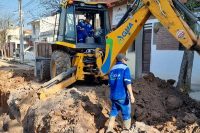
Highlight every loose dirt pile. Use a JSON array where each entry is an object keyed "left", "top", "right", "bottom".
[
  {"left": 0, "top": 63, "right": 37, "bottom": 133},
  {"left": 0, "top": 69, "right": 34, "bottom": 93},
  {"left": 7, "top": 85, "right": 110, "bottom": 133},
  {"left": 132, "top": 73, "right": 200, "bottom": 133},
  {"left": 0, "top": 67, "right": 199, "bottom": 133},
  {"left": 0, "top": 69, "right": 35, "bottom": 114}
]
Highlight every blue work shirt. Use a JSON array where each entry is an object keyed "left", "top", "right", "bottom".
[
  {"left": 77, "top": 21, "right": 94, "bottom": 42},
  {"left": 108, "top": 61, "right": 132, "bottom": 100},
  {"left": 77, "top": 21, "right": 87, "bottom": 43},
  {"left": 84, "top": 23, "right": 94, "bottom": 37}
]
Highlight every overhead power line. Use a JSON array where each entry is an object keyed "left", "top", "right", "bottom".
[
  {"left": 13, "top": 0, "right": 36, "bottom": 12},
  {"left": 23, "top": 0, "right": 35, "bottom": 9}
]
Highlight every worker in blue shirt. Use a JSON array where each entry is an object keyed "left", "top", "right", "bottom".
[
  {"left": 77, "top": 20, "right": 87, "bottom": 43},
  {"left": 106, "top": 53, "right": 135, "bottom": 132},
  {"left": 77, "top": 17, "right": 94, "bottom": 43},
  {"left": 84, "top": 17, "right": 94, "bottom": 37}
]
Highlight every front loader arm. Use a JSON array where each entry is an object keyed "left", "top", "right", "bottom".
[
  {"left": 100, "top": 0, "right": 200, "bottom": 75},
  {"left": 101, "top": 6, "right": 151, "bottom": 75}
]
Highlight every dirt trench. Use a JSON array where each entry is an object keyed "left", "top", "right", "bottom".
[
  {"left": 0, "top": 67, "right": 38, "bottom": 133},
  {"left": 0, "top": 62, "right": 200, "bottom": 133},
  {"left": 0, "top": 91, "right": 9, "bottom": 114},
  {"left": 0, "top": 70, "right": 34, "bottom": 114},
  {"left": 7, "top": 72, "right": 200, "bottom": 133}
]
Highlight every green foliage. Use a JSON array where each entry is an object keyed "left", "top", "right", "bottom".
[{"left": 185, "top": 0, "right": 200, "bottom": 11}]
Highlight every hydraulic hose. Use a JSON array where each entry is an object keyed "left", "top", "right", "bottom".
[
  {"left": 172, "top": 0, "right": 199, "bottom": 23},
  {"left": 115, "top": 0, "right": 140, "bottom": 29}
]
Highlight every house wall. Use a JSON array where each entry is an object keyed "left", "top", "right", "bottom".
[
  {"left": 0, "top": 27, "right": 32, "bottom": 58},
  {"left": 7, "top": 27, "right": 30, "bottom": 49},
  {"left": 107, "top": 1, "right": 127, "bottom": 28},
  {"left": 32, "top": 21, "right": 40, "bottom": 42},
  {"left": 7, "top": 28, "right": 20, "bottom": 47},
  {"left": 40, "top": 15, "right": 58, "bottom": 42},
  {"left": 31, "top": 15, "right": 59, "bottom": 43}
]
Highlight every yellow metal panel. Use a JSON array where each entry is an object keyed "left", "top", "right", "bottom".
[
  {"left": 56, "top": 41, "right": 76, "bottom": 48},
  {"left": 101, "top": 7, "right": 151, "bottom": 75},
  {"left": 72, "top": 53, "right": 85, "bottom": 80},
  {"left": 142, "top": 0, "right": 194, "bottom": 49},
  {"left": 179, "top": 18, "right": 197, "bottom": 42},
  {"left": 39, "top": 76, "right": 77, "bottom": 100},
  {"left": 95, "top": 48, "right": 103, "bottom": 72}
]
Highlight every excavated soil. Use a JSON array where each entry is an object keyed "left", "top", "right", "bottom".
[
  {"left": 0, "top": 69, "right": 35, "bottom": 114},
  {"left": 0, "top": 61, "right": 199, "bottom": 133},
  {"left": 132, "top": 73, "right": 200, "bottom": 133},
  {"left": 0, "top": 61, "right": 37, "bottom": 133}
]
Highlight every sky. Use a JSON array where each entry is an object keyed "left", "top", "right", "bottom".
[{"left": 0, "top": 0, "right": 42, "bottom": 29}]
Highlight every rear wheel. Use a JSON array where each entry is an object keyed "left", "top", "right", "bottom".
[{"left": 50, "top": 50, "right": 71, "bottom": 79}]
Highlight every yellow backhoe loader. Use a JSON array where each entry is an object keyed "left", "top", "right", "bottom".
[{"left": 38, "top": 0, "right": 200, "bottom": 100}]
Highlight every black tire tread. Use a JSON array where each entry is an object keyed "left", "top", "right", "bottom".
[
  {"left": 40, "top": 60, "right": 50, "bottom": 81},
  {"left": 50, "top": 50, "right": 71, "bottom": 78}
]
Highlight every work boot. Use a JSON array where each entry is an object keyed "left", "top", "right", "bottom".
[
  {"left": 123, "top": 119, "right": 131, "bottom": 130},
  {"left": 106, "top": 116, "right": 115, "bottom": 133}
]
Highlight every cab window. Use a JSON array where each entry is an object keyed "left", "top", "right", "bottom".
[{"left": 65, "top": 6, "right": 76, "bottom": 43}]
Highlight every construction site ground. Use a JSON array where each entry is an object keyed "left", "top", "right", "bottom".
[{"left": 0, "top": 60, "right": 200, "bottom": 133}]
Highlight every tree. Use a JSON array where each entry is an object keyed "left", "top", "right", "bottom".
[
  {"left": 0, "top": 29, "right": 7, "bottom": 58},
  {"left": 177, "top": 50, "right": 194, "bottom": 93},
  {"left": 0, "top": 15, "right": 13, "bottom": 59},
  {"left": 176, "top": 0, "right": 200, "bottom": 92},
  {"left": 185, "top": 0, "right": 200, "bottom": 11},
  {"left": 39, "top": 0, "right": 62, "bottom": 16}
]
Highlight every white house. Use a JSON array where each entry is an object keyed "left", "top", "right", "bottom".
[
  {"left": 29, "top": 15, "right": 59, "bottom": 43},
  {"left": 0, "top": 27, "right": 32, "bottom": 58},
  {"left": 5, "top": 27, "right": 32, "bottom": 47}
]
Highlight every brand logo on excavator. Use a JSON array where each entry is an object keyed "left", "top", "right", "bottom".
[
  {"left": 176, "top": 30, "right": 185, "bottom": 39},
  {"left": 117, "top": 23, "right": 133, "bottom": 44}
]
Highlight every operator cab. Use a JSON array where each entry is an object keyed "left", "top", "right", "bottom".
[{"left": 57, "top": 1, "right": 110, "bottom": 49}]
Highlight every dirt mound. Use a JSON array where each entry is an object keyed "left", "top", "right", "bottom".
[
  {"left": 133, "top": 73, "right": 200, "bottom": 132},
  {"left": 0, "top": 69, "right": 35, "bottom": 114},
  {"left": 8, "top": 87, "right": 108, "bottom": 133},
  {"left": 0, "top": 69, "right": 34, "bottom": 92},
  {"left": 5, "top": 71, "right": 200, "bottom": 133}
]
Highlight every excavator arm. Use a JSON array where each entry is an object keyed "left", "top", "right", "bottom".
[{"left": 100, "top": 0, "right": 200, "bottom": 75}]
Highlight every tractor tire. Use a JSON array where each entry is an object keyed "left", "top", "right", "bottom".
[
  {"left": 50, "top": 50, "right": 71, "bottom": 79},
  {"left": 40, "top": 60, "right": 50, "bottom": 81}
]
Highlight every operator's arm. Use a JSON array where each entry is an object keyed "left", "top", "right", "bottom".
[{"left": 124, "top": 67, "right": 135, "bottom": 103}]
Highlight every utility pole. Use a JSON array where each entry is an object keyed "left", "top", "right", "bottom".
[{"left": 18, "top": 0, "right": 24, "bottom": 63}]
